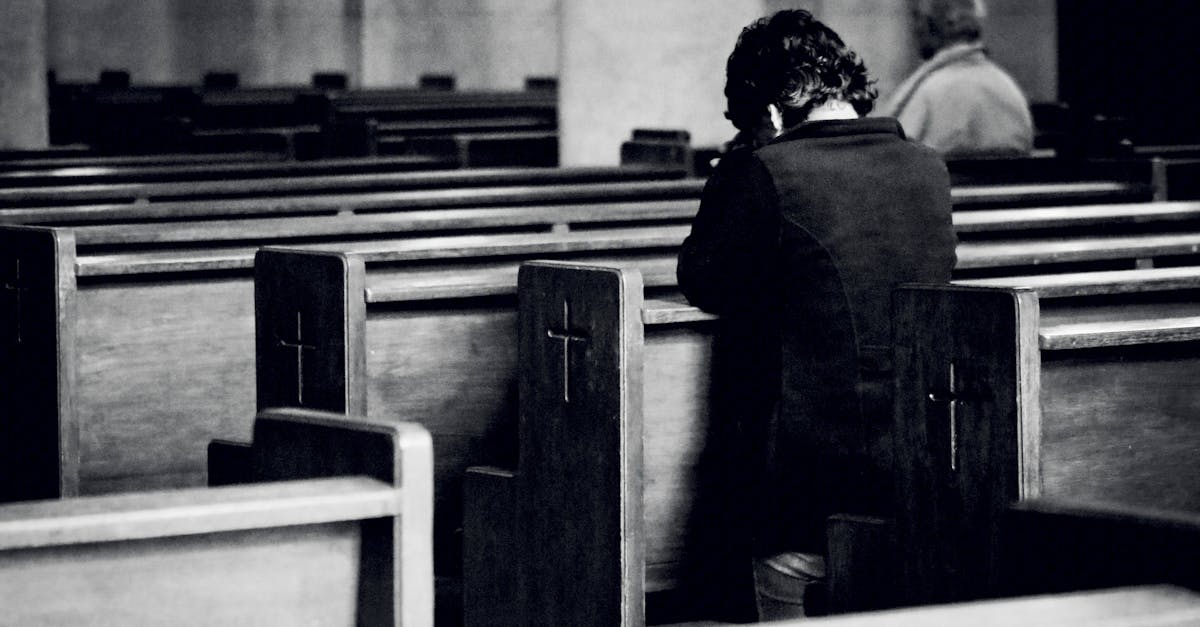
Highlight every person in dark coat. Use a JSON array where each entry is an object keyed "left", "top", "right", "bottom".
[{"left": 676, "top": 9, "right": 957, "bottom": 620}]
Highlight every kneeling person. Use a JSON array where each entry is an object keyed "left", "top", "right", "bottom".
[{"left": 677, "top": 9, "right": 957, "bottom": 620}]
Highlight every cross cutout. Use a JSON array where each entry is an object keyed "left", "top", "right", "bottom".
[
  {"left": 276, "top": 311, "right": 316, "bottom": 405},
  {"left": 546, "top": 300, "right": 589, "bottom": 403},
  {"left": 926, "top": 360, "right": 963, "bottom": 472},
  {"left": 2, "top": 259, "right": 29, "bottom": 345}
]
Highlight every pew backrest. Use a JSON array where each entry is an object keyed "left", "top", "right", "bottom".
[{"left": 0, "top": 407, "right": 433, "bottom": 626}]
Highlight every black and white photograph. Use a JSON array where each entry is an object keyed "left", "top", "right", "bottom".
[{"left": 0, "top": 0, "right": 1198, "bottom": 624}]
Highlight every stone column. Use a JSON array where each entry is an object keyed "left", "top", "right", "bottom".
[{"left": 0, "top": 0, "right": 48, "bottom": 148}]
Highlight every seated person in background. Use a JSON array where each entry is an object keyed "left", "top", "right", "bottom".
[
  {"left": 879, "top": 0, "right": 1034, "bottom": 157},
  {"left": 677, "top": 9, "right": 957, "bottom": 621}
]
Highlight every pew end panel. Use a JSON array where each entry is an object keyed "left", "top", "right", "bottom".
[
  {"left": 462, "top": 466, "right": 520, "bottom": 626},
  {"left": 0, "top": 408, "right": 434, "bottom": 626},
  {"left": 251, "top": 407, "right": 435, "bottom": 627},
  {"left": 463, "top": 261, "right": 646, "bottom": 626},
  {"left": 0, "top": 225, "right": 78, "bottom": 501},
  {"left": 892, "top": 284, "right": 1042, "bottom": 605},
  {"left": 518, "top": 261, "right": 646, "bottom": 626},
  {"left": 255, "top": 248, "right": 367, "bottom": 415},
  {"left": 206, "top": 438, "right": 251, "bottom": 487}
]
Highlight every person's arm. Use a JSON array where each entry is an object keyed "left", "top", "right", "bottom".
[{"left": 677, "top": 152, "right": 779, "bottom": 314}]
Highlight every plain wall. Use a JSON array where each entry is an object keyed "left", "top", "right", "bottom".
[
  {"left": 361, "top": 0, "right": 560, "bottom": 89},
  {"left": 0, "top": 0, "right": 49, "bottom": 148}
]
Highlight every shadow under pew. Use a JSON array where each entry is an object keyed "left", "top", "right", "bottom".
[
  {"left": 458, "top": 260, "right": 1200, "bottom": 625},
  {"left": 0, "top": 407, "right": 432, "bottom": 626}
]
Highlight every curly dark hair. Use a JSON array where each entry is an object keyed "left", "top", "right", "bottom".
[{"left": 724, "top": 10, "right": 877, "bottom": 132}]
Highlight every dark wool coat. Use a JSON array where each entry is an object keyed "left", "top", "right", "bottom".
[{"left": 677, "top": 118, "right": 956, "bottom": 567}]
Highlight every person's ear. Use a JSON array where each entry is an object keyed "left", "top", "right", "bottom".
[{"left": 767, "top": 104, "right": 784, "bottom": 134}]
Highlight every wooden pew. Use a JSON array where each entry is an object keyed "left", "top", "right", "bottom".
[
  {"left": 756, "top": 586, "right": 1200, "bottom": 626},
  {"left": 387, "top": 130, "right": 559, "bottom": 168},
  {"left": 0, "top": 225, "right": 697, "bottom": 502},
  {"left": 0, "top": 176, "right": 1181, "bottom": 232},
  {"left": 0, "top": 177, "right": 700, "bottom": 226},
  {"left": 0, "top": 164, "right": 690, "bottom": 209},
  {"left": 460, "top": 261, "right": 1200, "bottom": 625},
  {"left": 250, "top": 220, "right": 1200, "bottom": 554},
  {"left": 0, "top": 150, "right": 278, "bottom": 173},
  {"left": 0, "top": 407, "right": 433, "bottom": 626},
  {"left": 891, "top": 283, "right": 1200, "bottom": 605},
  {"left": 0, "top": 193, "right": 1183, "bottom": 502},
  {"left": 0, "top": 154, "right": 456, "bottom": 188}
]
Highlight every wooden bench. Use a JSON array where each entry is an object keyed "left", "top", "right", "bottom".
[
  {"left": 892, "top": 283, "right": 1200, "bottom": 605},
  {"left": 755, "top": 586, "right": 1200, "bottom": 626},
  {"left": 5, "top": 193, "right": 1183, "bottom": 497},
  {"left": 385, "top": 130, "right": 559, "bottom": 168},
  {"left": 0, "top": 164, "right": 690, "bottom": 209},
  {"left": 0, "top": 154, "right": 457, "bottom": 188},
  {"left": 0, "top": 225, "right": 698, "bottom": 501},
  {"left": 251, "top": 229, "right": 1200, "bottom": 601},
  {"left": 459, "top": 261, "right": 1200, "bottom": 625},
  {"left": 0, "top": 407, "right": 433, "bottom": 626},
  {"left": 0, "top": 151, "right": 279, "bottom": 173},
  {"left": 3, "top": 195, "right": 1194, "bottom": 497}
]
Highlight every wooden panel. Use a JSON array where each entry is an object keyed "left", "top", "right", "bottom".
[
  {"left": 462, "top": 467, "right": 521, "bottom": 627},
  {"left": 251, "top": 407, "right": 435, "bottom": 627},
  {"left": 365, "top": 303, "right": 518, "bottom": 567},
  {"left": 1039, "top": 343, "right": 1200, "bottom": 511},
  {"left": 0, "top": 169, "right": 697, "bottom": 209},
  {"left": 770, "top": 586, "right": 1200, "bottom": 626},
  {"left": 75, "top": 278, "right": 253, "bottom": 493},
  {"left": 0, "top": 521, "right": 365, "bottom": 627},
  {"left": 892, "top": 285, "right": 1041, "bottom": 604},
  {"left": 0, "top": 226, "right": 77, "bottom": 501},
  {"left": 641, "top": 323, "right": 714, "bottom": 590},
  {"left": 516, "top": 261, "right": 644, "bottom": 626},
  {"left": 255, "top": 249, "right": 366, "bottom": 415}
]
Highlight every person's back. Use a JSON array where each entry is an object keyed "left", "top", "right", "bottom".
[
  {"left": 880, "top": 0, "right": 1034, "bottom": 157},
  {"left": 676, "top": 10, "right": 956, "bottom": 621}
]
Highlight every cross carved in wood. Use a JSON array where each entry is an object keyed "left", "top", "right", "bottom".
[
  {"left": 926, "top": 360, "right": 965, "bottom": 473},
  {"left": 546, "top": 300, "right": 589, "bottom": 404},
  {"left": 2, "top": 259, "right": 29, "bottom": 345},
  {"left": 276, "top": 311, "right": 316, "bottom": 405}
]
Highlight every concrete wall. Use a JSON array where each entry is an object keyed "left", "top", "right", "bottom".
[
  {"left": 559, "top": 0, "right": 767, "bottom": 166},
  {"left": 361, "top": 0, "right": 560, "bottom": 89},
  {"left": 985, "top": 0, "right": 1057, "bottom": 102},
  {"left": 559, "top": 0, "right": 1056, "bottom": 165},
  {"left": 48, "top": 0, "right": 361, "bottom": 86},
  {"left": 46, "top": 0, "right": 558, "bottom": 89},
  {"left": 0, "top": 0, "right": 49, "bottom": 148}
]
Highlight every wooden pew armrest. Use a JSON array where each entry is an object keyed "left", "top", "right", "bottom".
[{"left": 0, "top": 476, "right": 398, "bottom": 551}]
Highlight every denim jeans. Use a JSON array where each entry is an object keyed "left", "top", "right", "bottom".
[{"left": 753, "top": 552, "right": 827, "bottom": 620}]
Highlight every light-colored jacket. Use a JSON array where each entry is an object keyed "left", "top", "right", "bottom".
[{"left": 881, "top": 42, "right": 1034, "bottom": 158}]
